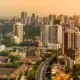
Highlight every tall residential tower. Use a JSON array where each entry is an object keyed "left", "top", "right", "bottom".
[
  {"left": 21, "top": 11, "right": 27, "bottom": 25},
  {"left": 12, "top": 22, "right": 23, "bottom": 43}
]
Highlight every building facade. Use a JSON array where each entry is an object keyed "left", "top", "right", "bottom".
[
  {"left": 12, "top": 22, "right": 23, "bottom": 43},
  {"left": 21, "top": 11, "right": 27, "bottom": 25},
  {"left": 41, "top": 24, "right": 62, "bottom": 49},
  {"left": 62, "top": 28, "right": 75, "bottom": 54},
  {"left": 75, "top": 32, "right": 80, "bottom": 64}
]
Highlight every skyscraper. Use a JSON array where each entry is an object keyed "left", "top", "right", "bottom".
[
  {"left": 48, "top": 14, "right": 54, "bottom": 25},
  {"left": 64, "top": 15, "right": 69, "bottom": 24},
  {"left": 41, "top": 24, "right": 62, "bottom": 47},
  {"left": 77, "top": 15, "right": 80, "bottom": 26},
  {"left": 58, "top": 14, "right": 64, "bottom": 24},
  {"left": 62, "top": 28, "right": 75, "bottom": 54},
  {"left": 75, "top": 31, "right": 80, "bottom": 64},
  {"left": 41, "top": 24, "right": 48, "bottom": 46},
  {"left": 21, "top": 11, "right": 27, "bottom": 25},
  {"left": 35, "top": 15, "right": 41, "bottom": 26},
  {"left": 31, "top": 13, "right": 36, "bottom": 25},
  {"left": 49, "top": 14, "right": 53, "bottom": 21},
  {"left": 75, "top": 32, "right": 80, "bottom": 48},
  {"left": 48, "top": 25, "right": 62, "bottom": 44},
  {"left": 13, "top": 22, "right": 23, "bottom": 43},
  {"left": 27, "top": 17, "right": 31, "bottom": 24},
  {"left": 69, "top": 20, "right": 74, "bottom": 29}
]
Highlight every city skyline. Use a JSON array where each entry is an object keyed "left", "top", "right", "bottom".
[{"left": 0, "top": 0, "right": 80, "bottom": 18}]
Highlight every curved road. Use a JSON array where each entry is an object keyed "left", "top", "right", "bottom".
[{"left": 35, "top": 54, "right": 55, "bottom": 80}]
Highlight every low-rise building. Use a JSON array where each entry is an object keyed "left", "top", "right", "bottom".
[
  {"left": 0, "top": 45, "right": 6, "bottom": 52},
  {"left": 47, "top": 43, "right": 61, "bottom": 50},
  {"left": 10, "top": 52, "right": 26, "bottom": 59},
  {"left": 0, "top": 56, "right": 6, "bottom": 63},
  {"left": 0, "top": 64, "right": 28, "bottom": 80},
  {"left": 11, "top": 35, "right": 20, "bottom": 44},
  {"left": 19, "top": 56, "right": 41, "bottom": 64}
]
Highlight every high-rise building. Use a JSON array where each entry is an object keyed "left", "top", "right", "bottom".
[
  {"left": 41, "top": 24, "right": 48, "bottom": 46},
  {"left": 49, "top": 14, "right": 54, "bottom": 21},
  {"left": 77, "top": 15, "right": 80, "bottom": 26},
  {"left": 69, "top": 20, "right": 75, "bottom": 29},
  {"left": 75, "top": 32, "right": 80, "bottom": 64},
  {"left": 48, "top": 25, "right": 62, "bottom": 44},
  {"left": 35, "top": 15, "right": 41, "bottom": 26},
  {"left": 41, "top": 24, "right": 62, "bottom": 47},
  {"left": 21, "top": 11, "right": 27, "bottom": 24},
  {"left": 27, "top": 17, "right": 31, "bottom": 24},
  {"left": 31, "top": 13, "right": 36, "bottom": 25},
  {"left": 64, "top": 15, "right": 69, "bottom": 24},
  {"left": 62, "top": 28, "right": 75, "bottom": 54},
  {"left": 75, "top": 32, "right": 80, "bottom": 48},
  {"left": 53, "top": 15, "right": 57, "bottom": 20},
  {"left": 58, "top": 14, "right": 64, "bottom": 24},
  {"left": 48, "top": 14, "right": 54, "bottom": 25},
  {"left": 42, "top": 17, "right": 49, "bottom": 25},
  {"left": 73, "top": 14, "right": 78, "bottom": 27},
  {"left": 13, "top": 22, "right": 23, "bottom": 43}
]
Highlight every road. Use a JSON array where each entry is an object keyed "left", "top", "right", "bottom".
[{"left": 35, "top": 54, "right": 55, "bottom": 80}]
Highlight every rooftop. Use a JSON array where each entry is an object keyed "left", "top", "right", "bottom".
[
  {"left": 0, "top": 64, "right": 28, "bottom": 79},
  {"left": 0, "top": 68, "right": 15, "bottom": 75},
  {"left": 19, "top": 56, "right": 41, "bottom": 62}
]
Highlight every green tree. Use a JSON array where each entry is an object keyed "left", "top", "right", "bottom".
[
  {"left": 66, "top": 48, "right": 75, "bottom": 60},
  {"left": 73, "top": 64, "right": 80, "bottom": 80},
  {"left": 26, "top": 70, "right": 36, "bottom": 80},
  {"left": 24, "top": 25, "right": 40, "bottom": 39},
  {"left": 0, "top": 51, "right": 9, "bottom": 56},
  {"left": 9, "top": 55, "right": 20, "bottom": 62},
  {"left": 17, "top": 71, "right": 23, "bottom": 80}
]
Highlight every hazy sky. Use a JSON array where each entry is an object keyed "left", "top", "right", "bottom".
[{"left": 0, "top": 0, "right": 80, "bottom": 18}]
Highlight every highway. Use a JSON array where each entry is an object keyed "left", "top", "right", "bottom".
[{"left": 35, "top": 54, "right": 55, "bottom": 80}]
